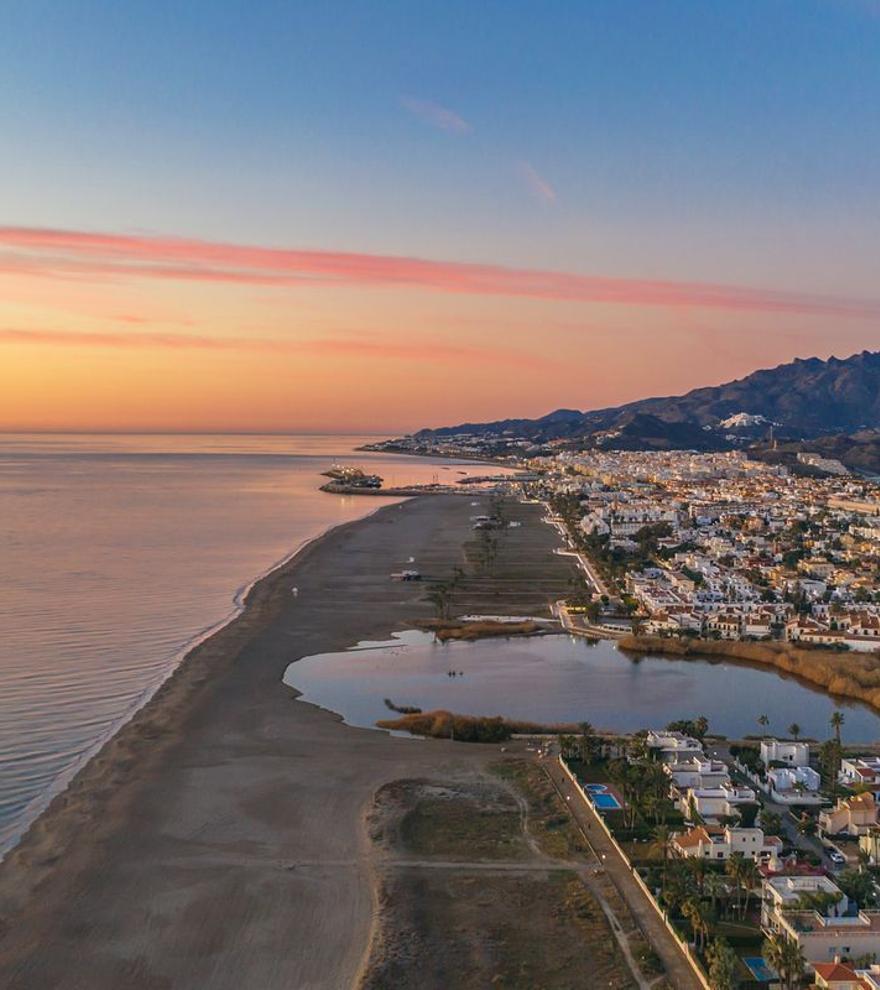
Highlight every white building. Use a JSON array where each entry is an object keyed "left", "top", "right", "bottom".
[
  {"left": 761, "top": 738, "right": 811, "bottom": 768},
  {"left": 672, "top": 824, "right": 782, "bottom": 866},
  {"left": 840, "top": 756, "right": 880, "bottom": 789},
  {"left": 646, "top": 730, "right": 704, "bottom": 764},
  {"left": 664, "top": 756, "right": 730, "bottom": 791},
  {"left": 680, "top": 782, "right": 757, "bottom": 822},
  {"left": 766, "top": 766, "right": 823, "bottom": 806}
]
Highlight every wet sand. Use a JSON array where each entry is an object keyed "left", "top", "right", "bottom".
[{"left": 0, "top": 495, "right": 575, "bottom": 989}]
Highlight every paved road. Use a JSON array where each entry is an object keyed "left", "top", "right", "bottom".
[{"left": 542, "top": 757, "right": 705, "bottom": 990}]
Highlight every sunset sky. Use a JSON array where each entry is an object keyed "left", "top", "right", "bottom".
[{"left": 2, "top": 1, "right": 880, "bottom": 433}]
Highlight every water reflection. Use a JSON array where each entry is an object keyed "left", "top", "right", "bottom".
[{"left": 285, "top": 632, "right": 880, "bottom": 742}]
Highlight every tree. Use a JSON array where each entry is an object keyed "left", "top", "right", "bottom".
[
  {"left": 819, "top": 738, "right": 843, "bottom": 798},
  {"left": 796, "top": 813, "right": 817, "bottom": 838},
  {"left": 788, "top": 722, "right": 801, "bottom": 741},
  {"left": 682, "top": 897, "right": 712, "bottom": 952},
  {"left": 760, "top": 810, "right": 784, "bottom": 836},
  {"left": 738, "top": 857, "right": 760, "bottom": 920},
  {"left": 706, "top": 938, "right": 737, "bottom": 990},
  {"left": 426, "top": 582, "right": 453, "bottom": 620},
  {"left": 651, "top": 824, "right": 671, "bottom": 874},
  {"left": 757, "top": 714, "right": 770, "bottom": 734},
  {"left": 763, "top": 931, "right": 806, "bottom": 990},
  {"left": 830, "top": 710, "right": 845, "bottom": 747},
  {"left": 578, "top": 721, "right": 597, "bottom": 764},
  {"left": 837, "top": 868, "right": 876, "bottom": 907}
]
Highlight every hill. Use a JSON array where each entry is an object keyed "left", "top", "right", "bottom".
[{"left": 415, "top": 350, "right": 880, "bottom": 449}]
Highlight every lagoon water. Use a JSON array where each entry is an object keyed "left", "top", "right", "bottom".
[
  {"left": 286, "top": 630, "right": 880, "bottom": 742},
  {"left": 0, "top": 433, "right": 482, "bottom": 854}
]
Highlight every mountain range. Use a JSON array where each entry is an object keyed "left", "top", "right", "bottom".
[{"left": 416, "top": 350, "right": 880, "bottom": 456}]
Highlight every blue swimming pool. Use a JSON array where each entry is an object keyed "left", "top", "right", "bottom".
[
  {"left": 743, "top": 956, "right": 776, "bottom": 982},
  {"left": 585, "top": 784, "right": 607, "bottom": 794},
  {"left": 592, "top": 793, "right": 622, "bottom": 810}
]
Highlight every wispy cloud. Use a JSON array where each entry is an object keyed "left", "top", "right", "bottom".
[
  {"left": 1, "top": 226, "right": 878, "bottom": 318},
  {"left": 400, "top": 96, "right": 472, "bottom": 134},
  {"left": 517, "top": 161, "right": 557, "bottom": 204},
  {"left": 0, "top": 326, "right": 551, "bottom": 368}
]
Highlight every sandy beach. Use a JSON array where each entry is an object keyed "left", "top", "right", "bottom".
[{"left": 0, "top": 494, "right": 576, "bottom": 989}]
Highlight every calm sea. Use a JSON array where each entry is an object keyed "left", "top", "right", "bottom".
[{"left": 0, "top": 433, "right": 479, "bottom": 855}]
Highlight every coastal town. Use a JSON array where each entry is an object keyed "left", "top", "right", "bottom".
[
  {"left": 372, "top": 435, "right": 880, "bottom": 653},
  {"left": 354, "top": 438, "right": 880, "bottom": 987}
]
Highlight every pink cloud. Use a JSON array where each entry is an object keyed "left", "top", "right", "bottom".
[
  {"left": 400, "top": 96, "right": 472, "bottom": 134},
  {"left": 0, "top": 226, "right": 877, "bottom": 318},
  {"left": 517, "top": 161, "right": 557, "bottom": 204},
  {"left": 0, "top": 326, "right": 551, "bottom": 367}
]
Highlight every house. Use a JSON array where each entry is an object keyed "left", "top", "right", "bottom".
[
  {"left": 671, "top": 824, "right": 782, "bottom": 865},
  {"left": 762, "top": 874, "right": 849, "bottom": 927},
  {"left": 812, "top": 961, "right": 874, "bottom": 988},
  {"left": 761, "top": 738, "right": 811, "bottom": 768},
  {"left": 680, "top": 782, "right": 757, "bottom": 822},
  {"left": 761, "top": 874, "right": 880, "bottom": 965},
  {"left": 840, "top": 757, "right": 880, "bottom": 789},
  {"left": 820, "top": 793, "right": 879, "bottom": 837},
  {"left": 664, "top": 756, "right": 730, "bottom": 791},
  {"left": 706, "top": 613, "right": 743, "bottom": 639},
  {"left": 646, "top": 730, "right": 704, "bottom": 764},
  {"left": 767, "top": 766, "right": 823, "bottom": 805}
]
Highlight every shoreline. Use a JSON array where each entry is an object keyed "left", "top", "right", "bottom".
[
  {"left": 0, "top": 517, "right": 358, "bottom": 863},
  {"left": 620, "top": 633, "right": 880, "bottom": 714},
  {"left": 0, "top": 493, "right": 577, "bottom": 989},
  {"left": 0, "top": 504, "right": 373, "bottom": 900}
]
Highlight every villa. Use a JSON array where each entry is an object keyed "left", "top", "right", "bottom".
[
  {"left": 664, "top": 756, "right": 730, "bottom": 791},
  {"left": 761, "top": 738, "right": 811, "bottom": 768},
  {"left": 820, "top": 792, "right": 879, "bottom": 837},
  {"left": 761, "top": 875, "right": 880, "bottom": 965},
  {"left": 679, "top": 781, "right": 757, "bottom": 822},
  {"left": 671, "top": 824, "right": 782, "bottom": 865},
  {"left": 646, "top": 730, "right": 704, "bottom": 764},
  {"left": 767, "top": 765, "right": 824, "bottom": 805},
  {"left": 813, "top": 961, "right": 880, "bottom": 988},
  {"left": 840, "top": 757, "right": 880, "bottom": 790}
]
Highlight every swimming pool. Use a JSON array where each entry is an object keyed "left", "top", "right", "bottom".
[
  {"left": 743, "top": 956, "right": 776, "bottom": 982},
  {"left": 582, "top": 784, "right": 622, "bottom": 810}
]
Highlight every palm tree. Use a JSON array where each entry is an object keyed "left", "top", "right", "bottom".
[
  {"left": 578, "top": 721, "right": 596, "bottom": 764},
  {"left": 682, "top": 897, "right": 711, "bottom": 951},
  {"left": 758, "top": 713, "right": 770, "bottom": 734},
  {"left": 788, "top": 722, "right": 801, "bottom": 741},
  {"left": 830, "top": 710, "right": 845, "bottom": 747},
  {"left": 687, "top": 855, "right": 708, "bottom": 895},
  {"left": 651, "top": 824, "right": 671, "bottom": 874},
  {"left": 706, "top": 937, "right": 737, "bottom": 990},
  {"left": 725, "top": 854, "right": 746, "bottom": 918},
  {"left": 764, "top": 931, "right": 806, "bottom": 990},
  {"left": 738, "top": 857, "right": 760, "bottom": 920}
]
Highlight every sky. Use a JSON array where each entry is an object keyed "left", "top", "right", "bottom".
[{"left": 1, "top": 0, "right": 879, "bottom": 433}]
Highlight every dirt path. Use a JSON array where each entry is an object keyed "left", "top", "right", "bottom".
[{"left": 543, "top": 757, "right": 705, "bottom": 990}]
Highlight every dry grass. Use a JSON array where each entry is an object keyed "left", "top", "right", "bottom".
[
  {"left": 360, "top": 773, "right": 636, "bottom": 989},
  {"left": 376, "top": 710, "right": 581, "bottom": 739},
  {"left": 417, "top": 618, "right": 542, "bottom": 641},
  {"left": 491, "top": 759, "right": 587, "bottom": 861},
  {"left": 621, "top": 634, "right": 880, "bottom": 713}
]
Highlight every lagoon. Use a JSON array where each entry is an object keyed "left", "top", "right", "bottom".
[{"left": 285, "top": 631, "right": 880, "bottom": 742}]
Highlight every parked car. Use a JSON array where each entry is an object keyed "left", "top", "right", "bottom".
[{"left": 827, "top": 849, "right": 846, "bottom": 867}]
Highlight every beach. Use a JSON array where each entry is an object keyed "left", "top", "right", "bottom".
[{"left": 0, "top": 494, "right": 576, "bottom": 989}]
